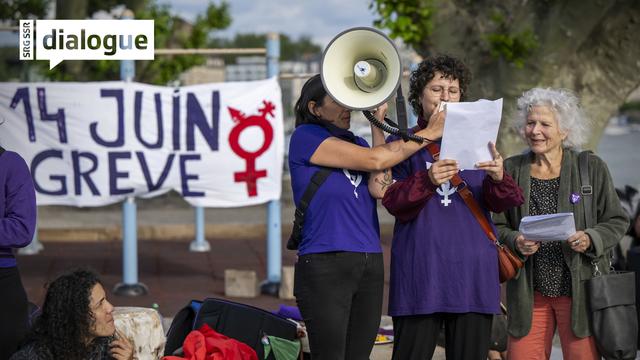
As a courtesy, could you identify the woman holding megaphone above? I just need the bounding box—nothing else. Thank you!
[289,74,444,359]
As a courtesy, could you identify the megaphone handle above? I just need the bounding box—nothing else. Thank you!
[395,86,408,131]
[362,110,427,144]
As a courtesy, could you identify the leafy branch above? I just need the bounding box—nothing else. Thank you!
[369,0,434,48]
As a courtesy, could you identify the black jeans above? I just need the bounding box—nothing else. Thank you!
[294,251,384,360]
[0,266,28,360]
[392,312,493,360]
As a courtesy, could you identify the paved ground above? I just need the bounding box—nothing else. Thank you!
[18,238,305,318]
[24,181,396,317]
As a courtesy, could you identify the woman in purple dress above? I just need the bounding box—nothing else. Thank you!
[381,55,524,359]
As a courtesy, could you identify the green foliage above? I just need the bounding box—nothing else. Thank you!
[0,0,319,83]
[0,0,46,81]
[619,101,640,113]
[0,0,232,84]
[369,1,538,68]
[369,0,433,48]
[0,0,50,22]
[87,0,147,16]
[87,0,122,15]
[0,47,24,81]
[485,8,538,68]
[135,1,232,84]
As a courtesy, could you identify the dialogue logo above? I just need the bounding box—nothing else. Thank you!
[20,19,154,69]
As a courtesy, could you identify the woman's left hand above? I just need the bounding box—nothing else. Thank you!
[475,142,503,181]
[567,231,592,253]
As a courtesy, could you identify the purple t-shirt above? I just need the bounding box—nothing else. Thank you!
[387,137,500,316]
[0,150,37,267]
[288,124,381,255]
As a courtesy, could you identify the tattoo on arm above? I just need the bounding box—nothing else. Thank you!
[375,169,394,191]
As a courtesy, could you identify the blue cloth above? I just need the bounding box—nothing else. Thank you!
[275,305,302,321]
[0,150,36,268]
[288,124,381,255]
[386,136,500,316]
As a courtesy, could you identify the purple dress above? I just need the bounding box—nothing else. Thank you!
[382,135,524,316]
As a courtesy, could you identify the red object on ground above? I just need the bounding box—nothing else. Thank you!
[163,323,258,360]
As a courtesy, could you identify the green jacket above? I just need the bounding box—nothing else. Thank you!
[493,149,629,338]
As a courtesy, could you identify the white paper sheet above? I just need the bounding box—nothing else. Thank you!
[518,213,577,242]
[439,99,503,170]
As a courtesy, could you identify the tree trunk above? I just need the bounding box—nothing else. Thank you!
[419,0,640,156]
[55,0,88,79]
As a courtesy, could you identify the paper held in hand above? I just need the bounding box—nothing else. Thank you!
[439,98,503,170]
[518,212,576,242]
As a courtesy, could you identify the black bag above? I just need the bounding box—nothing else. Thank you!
[587,268,638,359]
[286,167,332,250]
[579,151,638,359]
[626,246,640,348]
[164,297,298,358]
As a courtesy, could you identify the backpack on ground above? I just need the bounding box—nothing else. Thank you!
[164,297,299,359]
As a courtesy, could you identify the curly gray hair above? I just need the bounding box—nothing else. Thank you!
[515,88,590,149]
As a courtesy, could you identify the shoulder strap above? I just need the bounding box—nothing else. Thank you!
[425,143,497,243]
[579,150,593,228]
[298,168,332,212]
[291,167,332,233]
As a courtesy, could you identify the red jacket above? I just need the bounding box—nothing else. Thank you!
[163,324,258,360]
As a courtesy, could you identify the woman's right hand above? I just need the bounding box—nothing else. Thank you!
[417,107,446,141]
[110,336,134,360]
[515,234,540,256]
[428,159,458,186]
[373,103,389,122]
[370,103,388,143]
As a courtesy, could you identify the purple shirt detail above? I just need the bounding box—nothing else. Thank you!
[288,124,381,255]
[385,139,502,316]
[0,150,37,267]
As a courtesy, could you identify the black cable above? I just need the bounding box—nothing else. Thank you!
[362,110,432,143]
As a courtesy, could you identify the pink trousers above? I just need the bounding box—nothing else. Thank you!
[507,292,599,360]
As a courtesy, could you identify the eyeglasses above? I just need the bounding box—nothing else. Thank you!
[427,85,461,99]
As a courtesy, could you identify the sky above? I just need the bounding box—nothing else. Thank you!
[0,1,379,48]
[159,0,379,48]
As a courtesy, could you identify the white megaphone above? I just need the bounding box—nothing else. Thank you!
[321,27,401,111]
[322,27,423,141]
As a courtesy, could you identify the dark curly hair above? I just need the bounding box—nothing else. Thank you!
[294,74,327,128]
[25,269,102,359]
[408,55,472,119]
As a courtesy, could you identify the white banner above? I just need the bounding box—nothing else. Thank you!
[0,78,284,207]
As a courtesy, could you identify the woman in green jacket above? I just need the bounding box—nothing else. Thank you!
[493,88,629,359]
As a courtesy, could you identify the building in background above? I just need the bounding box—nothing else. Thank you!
[179,58,226,85]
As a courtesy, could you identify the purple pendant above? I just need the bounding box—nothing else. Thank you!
[570,193,581,204]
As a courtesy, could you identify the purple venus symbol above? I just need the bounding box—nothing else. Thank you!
[570,193,581,204]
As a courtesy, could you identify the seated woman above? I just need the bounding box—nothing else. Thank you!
[10,269,133,360]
